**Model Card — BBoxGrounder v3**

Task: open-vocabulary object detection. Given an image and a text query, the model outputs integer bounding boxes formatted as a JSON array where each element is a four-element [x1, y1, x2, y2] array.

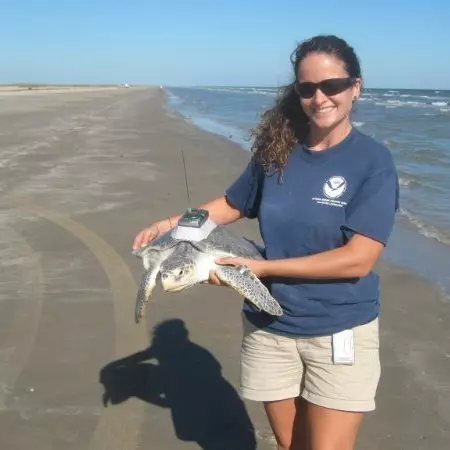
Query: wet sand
[[0, 86, 448, 449]]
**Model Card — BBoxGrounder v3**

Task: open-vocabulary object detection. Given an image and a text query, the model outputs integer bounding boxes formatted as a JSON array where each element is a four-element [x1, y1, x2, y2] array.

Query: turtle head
[[160, 256, 198, 292]]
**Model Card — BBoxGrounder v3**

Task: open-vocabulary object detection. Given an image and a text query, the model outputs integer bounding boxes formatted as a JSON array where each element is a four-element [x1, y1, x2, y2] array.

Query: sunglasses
[[294, 77, 357, 99]]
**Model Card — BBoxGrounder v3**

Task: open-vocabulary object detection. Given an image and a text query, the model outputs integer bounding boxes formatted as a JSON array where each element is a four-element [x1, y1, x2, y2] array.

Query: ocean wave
[[412, 147, 449, 164], [352, 121, 364, 128], [199, 86, 277, 97], [399, 208, 450, 246], [398, 175, 419, 188], [357, 88, 448, 109], [373, 98, 449, 111], [166, 92, 182, 105], [396, 166, 434, 188]]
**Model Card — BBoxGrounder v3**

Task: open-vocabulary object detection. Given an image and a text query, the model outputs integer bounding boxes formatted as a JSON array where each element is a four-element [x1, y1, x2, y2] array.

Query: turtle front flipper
[[215, 265, 283, 316], [135, 267, 159, 324]]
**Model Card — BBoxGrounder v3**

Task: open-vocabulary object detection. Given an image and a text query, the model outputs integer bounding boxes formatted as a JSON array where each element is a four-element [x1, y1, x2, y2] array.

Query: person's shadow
[[99, 319, 257, 450]]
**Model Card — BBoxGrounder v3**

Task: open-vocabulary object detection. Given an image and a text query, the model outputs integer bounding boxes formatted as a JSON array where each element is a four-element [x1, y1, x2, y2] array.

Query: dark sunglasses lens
[[320, 78, 353, 96], [296, 82, 316, 98]]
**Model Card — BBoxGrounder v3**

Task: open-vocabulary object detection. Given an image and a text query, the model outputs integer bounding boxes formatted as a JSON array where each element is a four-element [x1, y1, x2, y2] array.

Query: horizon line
[[1, 82, 449, 92]]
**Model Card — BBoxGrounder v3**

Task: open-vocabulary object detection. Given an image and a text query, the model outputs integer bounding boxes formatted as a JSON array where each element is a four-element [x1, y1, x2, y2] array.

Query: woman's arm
[[156, 195, 243, 234], [262, 234, 384, 279], [133, 195, 243, 249], [216, 234, 385, 281]]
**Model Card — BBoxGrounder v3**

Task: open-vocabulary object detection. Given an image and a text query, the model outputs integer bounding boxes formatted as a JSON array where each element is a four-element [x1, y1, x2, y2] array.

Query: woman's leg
[[306, 403, 363, 450], [264, 397, 363, 450], [264, 398, 296, 450], [264, 396, 308, 450]]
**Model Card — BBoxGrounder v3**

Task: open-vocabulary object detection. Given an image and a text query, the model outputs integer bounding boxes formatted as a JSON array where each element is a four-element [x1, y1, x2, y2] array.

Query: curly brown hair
[[249, 35, 362, 179]]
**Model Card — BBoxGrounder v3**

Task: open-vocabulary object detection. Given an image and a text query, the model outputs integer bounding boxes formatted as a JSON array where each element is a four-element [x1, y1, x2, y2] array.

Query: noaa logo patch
[[323, 176, 347, 199]]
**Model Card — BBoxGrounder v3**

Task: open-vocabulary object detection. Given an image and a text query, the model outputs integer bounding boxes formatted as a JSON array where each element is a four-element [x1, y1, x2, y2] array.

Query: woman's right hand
[[132, 223, 162, 250]]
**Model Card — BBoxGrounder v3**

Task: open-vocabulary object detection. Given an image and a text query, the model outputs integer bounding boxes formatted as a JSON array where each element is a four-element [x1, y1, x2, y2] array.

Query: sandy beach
[[0, 84, 124, 95], [0, 86, 448, 449]]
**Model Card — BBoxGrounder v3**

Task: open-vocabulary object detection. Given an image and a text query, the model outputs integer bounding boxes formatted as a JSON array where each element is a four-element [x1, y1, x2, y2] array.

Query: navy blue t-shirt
[[225, 128, 399, 337]]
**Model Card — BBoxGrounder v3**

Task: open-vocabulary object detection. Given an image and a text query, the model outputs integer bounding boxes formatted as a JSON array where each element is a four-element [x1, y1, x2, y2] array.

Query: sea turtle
[[132, 223, 283, 323]]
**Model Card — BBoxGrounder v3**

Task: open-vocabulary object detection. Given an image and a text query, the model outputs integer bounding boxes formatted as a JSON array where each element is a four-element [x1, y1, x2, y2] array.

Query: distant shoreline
[[0, 84, 142, 96]]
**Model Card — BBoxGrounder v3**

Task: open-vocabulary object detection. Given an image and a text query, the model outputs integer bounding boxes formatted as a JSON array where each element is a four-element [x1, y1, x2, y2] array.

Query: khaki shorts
[[240, 315, 380, 412]]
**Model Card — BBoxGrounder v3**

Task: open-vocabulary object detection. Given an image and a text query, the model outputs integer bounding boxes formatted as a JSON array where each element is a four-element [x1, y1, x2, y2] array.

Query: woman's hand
[[208, 257, 269, 286], [132, 223, 162, 250], [133, 215, 180, 250]]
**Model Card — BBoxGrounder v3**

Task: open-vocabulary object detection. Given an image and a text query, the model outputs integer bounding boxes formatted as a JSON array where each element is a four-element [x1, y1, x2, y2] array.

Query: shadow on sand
[[99, 319, 256, 450]]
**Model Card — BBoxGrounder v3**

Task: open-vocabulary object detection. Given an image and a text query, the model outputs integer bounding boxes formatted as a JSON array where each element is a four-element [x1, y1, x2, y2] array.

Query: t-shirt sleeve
[[225, 162, 263, 219], [342, 169, 399, 245]]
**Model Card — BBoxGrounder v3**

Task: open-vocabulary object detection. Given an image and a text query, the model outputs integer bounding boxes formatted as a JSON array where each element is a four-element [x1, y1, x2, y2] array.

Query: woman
[[133, 35, 399, 450]]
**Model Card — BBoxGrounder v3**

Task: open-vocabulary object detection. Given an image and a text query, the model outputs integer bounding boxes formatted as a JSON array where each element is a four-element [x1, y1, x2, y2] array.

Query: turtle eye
[[174, 268, 185, 278]]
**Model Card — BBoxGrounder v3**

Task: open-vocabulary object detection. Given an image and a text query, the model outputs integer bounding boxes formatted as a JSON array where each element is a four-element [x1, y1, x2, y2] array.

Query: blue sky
[[1, 0, 449, 89]]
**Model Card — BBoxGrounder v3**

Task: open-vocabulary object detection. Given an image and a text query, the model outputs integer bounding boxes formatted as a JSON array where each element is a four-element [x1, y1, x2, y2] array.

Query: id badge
[[332, 329, 355, 365]]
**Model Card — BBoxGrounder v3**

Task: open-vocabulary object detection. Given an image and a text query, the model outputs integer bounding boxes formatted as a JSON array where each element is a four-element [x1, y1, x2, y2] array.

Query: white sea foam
[[372, 97, 449, 111], [200, 86, 277, 97], [166, 92, 182, 105], [399, 208, 450, 246], [432, 101, 448, 107], [399, 177, 413, 187]]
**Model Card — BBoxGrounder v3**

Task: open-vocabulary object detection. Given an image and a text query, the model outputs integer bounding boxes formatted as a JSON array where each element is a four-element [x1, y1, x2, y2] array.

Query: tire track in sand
[[0, 221, 44, 408], [11, 200, 148, 450]]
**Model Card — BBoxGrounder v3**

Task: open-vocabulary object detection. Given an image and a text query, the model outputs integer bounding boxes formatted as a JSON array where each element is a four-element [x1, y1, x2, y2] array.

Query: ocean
[[164, 86, 450, 295]]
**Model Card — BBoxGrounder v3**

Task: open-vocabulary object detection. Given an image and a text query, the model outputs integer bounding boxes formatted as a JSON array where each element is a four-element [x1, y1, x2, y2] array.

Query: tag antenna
[[181, 150, 191, 206]]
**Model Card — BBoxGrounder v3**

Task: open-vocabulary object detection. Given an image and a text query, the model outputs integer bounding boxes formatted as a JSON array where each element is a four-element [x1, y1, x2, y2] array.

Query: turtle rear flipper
[[215, 265, 283, 316], [135, 267, 159, 324]]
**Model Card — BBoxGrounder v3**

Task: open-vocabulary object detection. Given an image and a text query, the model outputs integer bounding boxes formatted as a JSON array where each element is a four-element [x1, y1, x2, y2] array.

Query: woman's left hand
[[214, 257, 269, 279]]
